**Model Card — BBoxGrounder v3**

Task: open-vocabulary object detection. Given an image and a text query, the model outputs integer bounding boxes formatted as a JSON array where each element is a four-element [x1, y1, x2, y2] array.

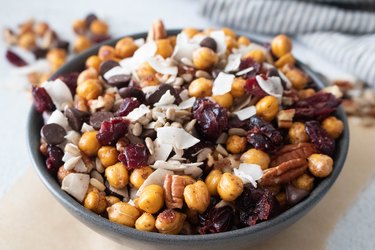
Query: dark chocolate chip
[[85, 13, 98, 28], [32, 47, 48, 59], [99, 60, 119, 78], [200, 37, 217, 52], [118, 87, 145, 103], [91, 34, 111, 44], [41, 123, 66, 145], [140, 129, 157, 140], [55, 40, 70, 51], [145, 84, 179, 106], [107, 74, 131, 88], [65, 107, 90, 131], [285, 184, 309, 206], [89, 111, 114, 130]]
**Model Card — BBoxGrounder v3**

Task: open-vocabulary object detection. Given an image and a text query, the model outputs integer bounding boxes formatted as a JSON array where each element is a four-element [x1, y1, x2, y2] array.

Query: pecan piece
[[147, 19, 167, 42], [259, 158, 308, 186], [164, 174, 194, 209], [270, 142, 317, 167]]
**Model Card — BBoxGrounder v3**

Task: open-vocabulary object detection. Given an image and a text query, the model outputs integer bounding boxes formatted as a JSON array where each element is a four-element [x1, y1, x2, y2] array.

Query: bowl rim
[[27, 29, 350, 244]]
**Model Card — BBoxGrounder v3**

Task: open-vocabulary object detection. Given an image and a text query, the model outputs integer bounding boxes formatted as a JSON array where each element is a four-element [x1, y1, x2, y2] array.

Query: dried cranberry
[[118, 143, 148, 170], [96, 118, 129, 146], [53, 72, 79, 95], [46, 145, 64, 176], [246, 115, 283, 153], [193, 98, 228, 141], [5, 49, 28, 67], [305, 120, 335, 156], [239, 57, 261, 79], [228, 116, 250, 130], [32, 87, 55, 113], [115, 98, 140, 117], [199, 205, 235, 234], [244, 77, 267, 98]]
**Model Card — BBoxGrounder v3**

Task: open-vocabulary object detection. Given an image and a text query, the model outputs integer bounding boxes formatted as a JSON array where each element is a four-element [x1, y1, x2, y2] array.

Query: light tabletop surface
[[0, 0, 374, 249]]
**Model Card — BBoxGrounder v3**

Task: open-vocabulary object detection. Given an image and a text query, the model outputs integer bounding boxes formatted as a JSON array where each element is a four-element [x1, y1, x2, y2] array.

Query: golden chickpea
[[240, 148, 270, 170], [130, 166, 153, 189], [18, 32, 36, 50], [308, 154, 333, 178], [57, 166, 74, 185], [135, 213, 156, 232], [205, 169, 222, 196], [322, 116, 344, 139], [155, 39, 173, 58], [256, 95, 279, 122], [155, 209, 186, 234], [231, 78, 246, 97], [226, 135, 247, 154], [98, 45, 116, 61], [292, 173, 314, 192], [217, 172, 244, 201], [84, 188, 107, 214], [34, 22, 49, 36], [72, 19, 86, 34], [105, 196, 121, 206], [192, 47, 218, 70], [137, 62, 156, 80], [85, 55, 102, 72], [237, 36, 251, 46], [168, 35, 177, 47], [222, 27, 236, 39], [140, 75, 160, 88], [225, 37, 238, 53], [138, 185, 164, 214], [105, 162, 129, 189], [288, 122, 309, 144], [275, 53, 295, 68], [98, 146, 119, 167], [115, 37, 138, 59], [182, 27, 199, 38], [47, 48, 67, 71], [298, 88, 316, 100], [183, 181, 210, 214], [107, 202, 141, 227], [90, 20, 108, 36], [271, 34, 292, 58], [78, 131, 101, 157], [285, 68, 309, 90], [77, 67, 98, 85], [212, 93, 233, 108], [76, 79, 102, 100], [188, 77, 213, 98], [73, 35, 92, 53], [243, 49, 266, 63]]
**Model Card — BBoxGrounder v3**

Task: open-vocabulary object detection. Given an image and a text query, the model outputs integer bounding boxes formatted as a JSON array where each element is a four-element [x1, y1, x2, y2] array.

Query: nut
[[277, 109, 295, 128], [164, 174, 194, 209], [270, 142, 317, 168], [147, 19, 167, 42]]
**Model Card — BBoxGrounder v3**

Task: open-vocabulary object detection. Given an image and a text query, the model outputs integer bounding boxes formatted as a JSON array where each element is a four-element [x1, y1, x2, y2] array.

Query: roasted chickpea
[[77, 67, 98, 85], [155, 209, 186, 234], [105, 162, 129, 189], [73, 35, 92, 53], [243, 49, 266, 63], [130, 166, 153, 189], [225, 37, 238, 53], [155, 39, 173, 58], [57, 166, 74, 185], [288, 122, 309, 144], [271, 34, 292, 58], [78, 131, 101, 156], [168, 35, 177, 47], [182, 27, 199, 38], [90, 20, 108, 36], [275, 53, 295, 68], [226, 135, 247, 154], [285, 68, 309, 90], [47, 48, 67, 71], [107, 202, 141, 227], [135, 212, 156, 232], [84, 188, 107, 214], [115, 37, 138, 58], [322, 116, 344, 139], [105, 196, 121, 206], [76, 79, 102, 100], [231, 77, 246, 97], [292, 173, 314, 192], [138, 185, 164, 214], [140, 75, 160, 88], [184, 181, 210, 214], [98, 45, 116, 61], [298, 88, 316, 99], [18, 32, 36, 50], [192, 47, 218, 70], [256, 95, 279, 122], [188, 77, 213, 97], [85, 55, 102, 72], [217, 172, 244, 201], [137, 62, 156, 80], [205, 169, 222, 196], [237, 36, 251, 46], [222, 27, 236, 39], [34, 22, 49, 36], [98, 146, 119, 167], [213, 93, 233, 108], [72, 19, 86, 34], [308, 154, 333, 178], [240, 148, 270, 170]]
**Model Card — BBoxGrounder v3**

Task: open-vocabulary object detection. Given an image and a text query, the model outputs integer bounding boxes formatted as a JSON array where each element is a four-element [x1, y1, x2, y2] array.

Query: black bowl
[[28, 30, 349, 250]]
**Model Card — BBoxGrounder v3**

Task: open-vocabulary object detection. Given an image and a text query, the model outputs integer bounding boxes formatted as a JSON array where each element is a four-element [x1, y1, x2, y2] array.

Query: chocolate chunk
[[89, 111, 114, 130], [32, 47, 48, 59], [285, 184, 309, 206], [65, 107, 89, 131], [145, 84, 179, 106], [41, 123, 66, 145], [107, 74, 131, 88], [118, 87, 145, 102], [85, 13, 98, 28], [200, 37, 217, 52], [99, 60, 119, 78]]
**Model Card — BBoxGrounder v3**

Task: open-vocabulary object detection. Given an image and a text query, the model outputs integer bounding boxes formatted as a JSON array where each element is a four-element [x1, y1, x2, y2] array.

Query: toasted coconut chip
[[81, 123, 95, 133], [172, 32, 200, 61], [63, 155, 82, 171], [148, 55, 178, 76], [212, 72, 235, 96], [104, 66, 131, 80], [233, 105, 256, 121], [109, 185, 129, 201], [278, 70, 292, 89], [134, 38, 145, 47], [178, 97, 196, 109], [156, 127, 200, 149], [209, 30, 227, 54], [233, 163, 263, 188], [236, 67, 254, 76], [154, 90, 176, 107], [184, 165, 203, 178], [42, 79, 73, 111], [153, 139, 174, 161], [14, 59, 49, 75], [132, 41, 157, 66], [152, 160, 186, 170], [256, 75, 283, 101], [126, 104, 150, 122], [142, 86, 159, 95], [224, 53, 241, 72], [64, 130, 80, 145], [74, 158, 88, 173], [61, 173, 90, 202], [47, 110, 70, 131], [137, 168, 173, 196]]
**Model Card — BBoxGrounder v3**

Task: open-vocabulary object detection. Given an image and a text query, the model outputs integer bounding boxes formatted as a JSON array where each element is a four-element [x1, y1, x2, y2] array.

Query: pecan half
[[147, 19, 167, 42], [270, 142, 317, 167], [259, 158, 308, 186], [164, 174, 194, 209]]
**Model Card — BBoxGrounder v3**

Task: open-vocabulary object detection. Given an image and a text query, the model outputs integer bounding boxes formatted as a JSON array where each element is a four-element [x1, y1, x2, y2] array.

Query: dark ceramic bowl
[[28, 30, 349, 250]]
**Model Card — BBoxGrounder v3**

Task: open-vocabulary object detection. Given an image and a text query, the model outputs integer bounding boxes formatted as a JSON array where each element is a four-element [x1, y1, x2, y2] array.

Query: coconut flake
[[184, 165, 203, 178], [178, 97, 196, 109], [126, 104, 150, 122], [172, 33, 200, 61], [236, 67, 254, 76], [132, 41, 157, 66], [256, 75, 283, 100], [148, 56, 178, 76], [142, 86, 159, 95], [153, 139, 174, 161], [61, 173, 90, 202], [42, 79, 73, 111], [224, 53, 241, 72], [134, 38, 145, 47], [233, 163, 263, 188], [81, 123, 95, 133], [278, 70, 292, 89], [47, 110, 70, 131], [104, 66, 131, 80], [154, 90, 176, 107], [64, 130, 80, 145], [137, 168, 173, 196], [210, 31, 227, 54], [152, 160, 186, 170], [233, 105, 256, 121], [212, 72, 235, 96], [156, 127, 200, 149]]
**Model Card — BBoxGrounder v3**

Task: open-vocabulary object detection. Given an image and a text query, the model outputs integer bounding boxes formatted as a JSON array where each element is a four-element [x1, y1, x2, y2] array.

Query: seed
[[90, 178, 106, 192], [166, 107, 176, 120], [195, 70, 212, 79], [184, 119, 196, 132], [216, 133, 228, 144], [181, 57, 194, 67], [182, 73, 193, 83], [95, 157, 104, 173], [90, 170, 104, 183], [216, 144, 229, 156], [228, 128, 247, 136], [145, 137, 154, 155], [132, 123, 143, 137]]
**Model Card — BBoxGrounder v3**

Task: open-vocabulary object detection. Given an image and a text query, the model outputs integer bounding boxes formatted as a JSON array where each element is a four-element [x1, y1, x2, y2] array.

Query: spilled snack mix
[[33, 20, 344, 235]]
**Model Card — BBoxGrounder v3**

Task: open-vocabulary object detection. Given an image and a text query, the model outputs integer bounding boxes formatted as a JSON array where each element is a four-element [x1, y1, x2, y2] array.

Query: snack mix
[[31, 20, 344, 235]]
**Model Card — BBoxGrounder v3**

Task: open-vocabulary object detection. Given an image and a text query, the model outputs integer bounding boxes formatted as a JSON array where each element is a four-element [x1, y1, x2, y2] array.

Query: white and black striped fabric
[[201, 0, 375, 86]]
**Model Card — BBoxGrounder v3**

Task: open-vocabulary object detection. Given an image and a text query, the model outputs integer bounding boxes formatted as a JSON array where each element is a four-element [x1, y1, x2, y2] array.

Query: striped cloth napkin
[[200, 0, 375, 87]]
